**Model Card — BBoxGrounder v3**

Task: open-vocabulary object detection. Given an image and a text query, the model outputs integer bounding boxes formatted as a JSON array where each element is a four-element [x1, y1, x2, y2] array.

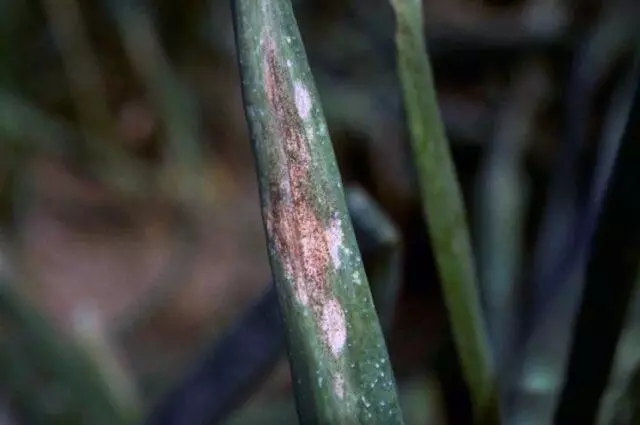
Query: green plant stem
[[598, 266, 640, 425], [475, 61, 548, 376], [389, 0, 498, 422], [231, 1, 404, 423]]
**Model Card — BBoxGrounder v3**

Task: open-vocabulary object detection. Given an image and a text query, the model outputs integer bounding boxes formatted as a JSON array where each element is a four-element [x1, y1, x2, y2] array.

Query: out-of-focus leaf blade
[[389, 0, 498, 421]]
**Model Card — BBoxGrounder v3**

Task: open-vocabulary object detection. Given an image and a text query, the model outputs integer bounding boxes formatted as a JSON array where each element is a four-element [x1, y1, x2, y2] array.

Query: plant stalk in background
[[553, 48, 640, 425], [475, 61, 547, 394], [231, 1, 404, 424], [0, 268, 139, 425], [108, 0, 208, 208], [389, 0, 499, 422]]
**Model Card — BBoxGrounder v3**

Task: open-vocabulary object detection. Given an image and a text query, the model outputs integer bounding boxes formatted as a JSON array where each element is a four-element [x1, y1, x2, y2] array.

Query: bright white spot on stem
[[361, 395, 371, 408], [321, 298, 347, 356], [352, 270, 362, 285], [333, 374, 345, 399], [294, 81, 312, 120], [295, 276, 309, 306], [326, 216, 344, 269]]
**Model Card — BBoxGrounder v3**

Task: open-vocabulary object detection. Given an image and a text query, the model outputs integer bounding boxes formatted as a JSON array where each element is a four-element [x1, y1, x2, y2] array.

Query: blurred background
[[0, 0, 639, 424]]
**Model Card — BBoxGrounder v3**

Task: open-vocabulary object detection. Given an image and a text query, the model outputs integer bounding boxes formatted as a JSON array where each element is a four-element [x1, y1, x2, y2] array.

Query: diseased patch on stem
[[260, 35, 348, 364], [294, 81, 312, 120], [333, 374, 345, 399], [321, 297, 347, 356], [263, 36, 326, 307], [326, 215, 344, 269]]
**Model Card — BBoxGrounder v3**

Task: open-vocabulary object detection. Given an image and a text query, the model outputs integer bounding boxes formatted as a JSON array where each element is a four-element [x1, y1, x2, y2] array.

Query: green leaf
[[388, 0, 499, 422]]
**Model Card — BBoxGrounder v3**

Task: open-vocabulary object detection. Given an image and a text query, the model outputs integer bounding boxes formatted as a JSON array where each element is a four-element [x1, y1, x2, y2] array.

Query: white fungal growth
[[325, 216, 344, 269], [294, 81, 312, 120], [321, 298, 347, 356], [333, 374, 345, 399], [294, 275, 309, 306], [361, 395, 371, 408]]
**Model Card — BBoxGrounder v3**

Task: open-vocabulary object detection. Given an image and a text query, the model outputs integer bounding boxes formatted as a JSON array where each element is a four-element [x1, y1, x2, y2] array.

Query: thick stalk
[[231, 1, 404, 423]]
